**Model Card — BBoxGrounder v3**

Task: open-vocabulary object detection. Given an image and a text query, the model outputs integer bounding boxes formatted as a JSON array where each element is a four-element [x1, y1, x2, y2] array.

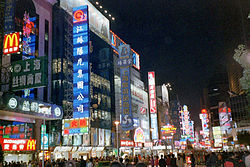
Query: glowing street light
[[114, 121, 120, 157]]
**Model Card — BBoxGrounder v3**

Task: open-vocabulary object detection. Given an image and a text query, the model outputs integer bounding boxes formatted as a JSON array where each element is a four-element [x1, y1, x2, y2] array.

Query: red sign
[[148, 72, 157, 114], [0, 138, 36, 151], [3, 32, 21, 55], [120, 140, 134, 147]]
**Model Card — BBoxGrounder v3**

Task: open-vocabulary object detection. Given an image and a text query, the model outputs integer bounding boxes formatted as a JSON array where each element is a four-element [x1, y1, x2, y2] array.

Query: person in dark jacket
[[170, 154, 177, 167], [159, 155, 167, 167], [80, 156, 86, 167], [190, 154, 195, 167]]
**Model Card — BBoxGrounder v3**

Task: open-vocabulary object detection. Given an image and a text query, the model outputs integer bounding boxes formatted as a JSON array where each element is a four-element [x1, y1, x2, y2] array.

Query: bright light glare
[[100, 6, 102, 9], [96, 2, 99, 5], [112, 17, 115, 20], [114, 121, 120, 125], [104, 10, 107, 13], [109, 14, 111, 17]]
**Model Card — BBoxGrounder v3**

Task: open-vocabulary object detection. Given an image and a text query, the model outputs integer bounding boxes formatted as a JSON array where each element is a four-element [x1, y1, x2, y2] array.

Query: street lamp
[[39, 105, 50, 167], [114, 121, 120, 157]]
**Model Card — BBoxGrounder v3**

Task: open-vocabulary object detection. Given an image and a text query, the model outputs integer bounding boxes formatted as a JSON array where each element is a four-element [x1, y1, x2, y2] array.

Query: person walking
[[176, 154, 184, 167], [166, 155, 171, 167], [170, 154, 177, 167], [154, 156, 159, 167], [190, 154, 195, 167], [159, 155, 166, 167]]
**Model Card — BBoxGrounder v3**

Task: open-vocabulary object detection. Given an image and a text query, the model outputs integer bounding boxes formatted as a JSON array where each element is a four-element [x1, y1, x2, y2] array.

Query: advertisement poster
[[99, 128, 104, 146]]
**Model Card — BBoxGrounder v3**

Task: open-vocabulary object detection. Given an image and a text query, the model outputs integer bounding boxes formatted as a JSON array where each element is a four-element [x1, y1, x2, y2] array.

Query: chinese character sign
[[3, 32, 21, 55], [22, 13, 36, 59], [0, 138, 36, 151], [119, 44, 134, 131], [148, 71, 158, 140], [148, 72, 157, 114], [4, 0, 15, 33], [62, 118, 88, 135], [72, 6, 90, 118], [11, 56, 47, 91]]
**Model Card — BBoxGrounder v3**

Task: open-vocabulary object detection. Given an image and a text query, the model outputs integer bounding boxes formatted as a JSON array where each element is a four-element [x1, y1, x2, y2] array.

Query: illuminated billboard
[[213, 126, 222, 147], [0, 138, 36, 151], [118, 44, 134, 130], [3, 32, 21, 55], [72, 5, 90, 118], [199, 109, 209, 138], [22, 13, 36, 59], [148, 72, 157, 114], [110, 31, 140, 70], [62, 118, 88, 135], [148, 72, 158, 140], [60, 0, 110, 43], [161, 124, 176, 135], [218, 102, 232, 134]]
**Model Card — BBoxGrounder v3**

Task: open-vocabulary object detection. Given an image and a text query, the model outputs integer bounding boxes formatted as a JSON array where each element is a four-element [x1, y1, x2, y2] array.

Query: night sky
[[96, 0, 246, 125]]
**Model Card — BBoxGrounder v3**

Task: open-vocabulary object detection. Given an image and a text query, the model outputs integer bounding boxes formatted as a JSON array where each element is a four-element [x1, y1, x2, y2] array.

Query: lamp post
[[39, 105, 50, 167], [114, 121, 120, 157]]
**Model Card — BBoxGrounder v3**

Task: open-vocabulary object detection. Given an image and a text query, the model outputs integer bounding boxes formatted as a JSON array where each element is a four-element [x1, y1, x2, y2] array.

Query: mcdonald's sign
[[0, 138, 36, 151], [3, 32, 21, 55], [26, 139, 36, 150]]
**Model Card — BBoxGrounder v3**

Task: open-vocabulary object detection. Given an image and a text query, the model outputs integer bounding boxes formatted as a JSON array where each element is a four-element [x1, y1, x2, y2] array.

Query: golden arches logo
[[3, 32, 20, 54], [26, 139, 36, 150]]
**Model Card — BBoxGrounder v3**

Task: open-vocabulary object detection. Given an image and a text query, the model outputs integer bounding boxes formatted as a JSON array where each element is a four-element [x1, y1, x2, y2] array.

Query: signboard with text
[[0, 138, 36, 151], [2, 94, 63, 119], [72, 6, 90, 119], [148, 72, 158, 140], [62, 118, 88, 136], [11, 56, 47, 91], [110, 31, 140, 70], [119, 44, 134, 131], [3, 32, 21, 55], [120, 140, 134, 147]]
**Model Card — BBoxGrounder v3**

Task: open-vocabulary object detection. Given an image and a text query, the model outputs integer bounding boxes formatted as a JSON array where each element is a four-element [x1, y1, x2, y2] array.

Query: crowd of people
[[2, 151, 250, 167]]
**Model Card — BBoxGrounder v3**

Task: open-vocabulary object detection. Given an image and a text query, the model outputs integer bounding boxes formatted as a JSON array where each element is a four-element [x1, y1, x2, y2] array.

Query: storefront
[[77, 146, 92, 159], [53, 146, 72, 160], [152, 145, 166, 156], [0, 138, 36, 163], [120, 140, 134, 157], [0, 94, 63, 162], [92, 147, 105, 158]]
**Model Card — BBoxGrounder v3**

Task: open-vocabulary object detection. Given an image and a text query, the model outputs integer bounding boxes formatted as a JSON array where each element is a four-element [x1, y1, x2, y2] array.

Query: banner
[[11, 56, 48, 91], [72, 5, 90, 118], [118, 44, 134, 131]]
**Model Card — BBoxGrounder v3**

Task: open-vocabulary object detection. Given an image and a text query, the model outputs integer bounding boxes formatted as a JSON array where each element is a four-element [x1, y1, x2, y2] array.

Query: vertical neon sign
[[118, 44, 134, 131], [148, 72, 158, 140], [72, 6, 90, 118]]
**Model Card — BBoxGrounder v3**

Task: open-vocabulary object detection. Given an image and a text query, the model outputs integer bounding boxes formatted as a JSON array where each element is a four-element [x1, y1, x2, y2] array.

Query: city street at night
[[0, 0, 249, 166]]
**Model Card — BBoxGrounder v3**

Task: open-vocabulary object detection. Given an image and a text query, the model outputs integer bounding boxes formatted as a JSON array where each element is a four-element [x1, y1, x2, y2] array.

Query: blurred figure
[[80, 156, 86, 167], [171, 154, 177, 167], [176, 154, 184, 167], [150, 156, 154, 167], [190, 154, 195, 167], [159, 155, 166, 167], [166, 155, 171, 167], [154, 156, 159, 167]]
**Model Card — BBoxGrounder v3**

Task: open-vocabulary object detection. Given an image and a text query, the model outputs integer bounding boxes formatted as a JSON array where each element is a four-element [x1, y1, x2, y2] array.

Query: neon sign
[[62, 118, 88, 136], [148, 71, 158, 140], [22, 12, 36, 59], [72, 5, 90, 118], [110, 31, 140, 70], [3, 32, 21, 55], [0, 138, 36, 151]]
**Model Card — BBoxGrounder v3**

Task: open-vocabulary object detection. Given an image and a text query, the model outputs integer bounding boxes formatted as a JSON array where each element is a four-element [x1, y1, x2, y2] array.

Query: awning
[[77, 146, 92, 153], [54, 146, 72, 152], [92, 147, 105, 152]]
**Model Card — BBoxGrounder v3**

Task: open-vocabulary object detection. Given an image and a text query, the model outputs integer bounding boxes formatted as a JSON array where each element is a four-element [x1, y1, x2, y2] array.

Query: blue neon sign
[[72, 6, 90, 118]]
